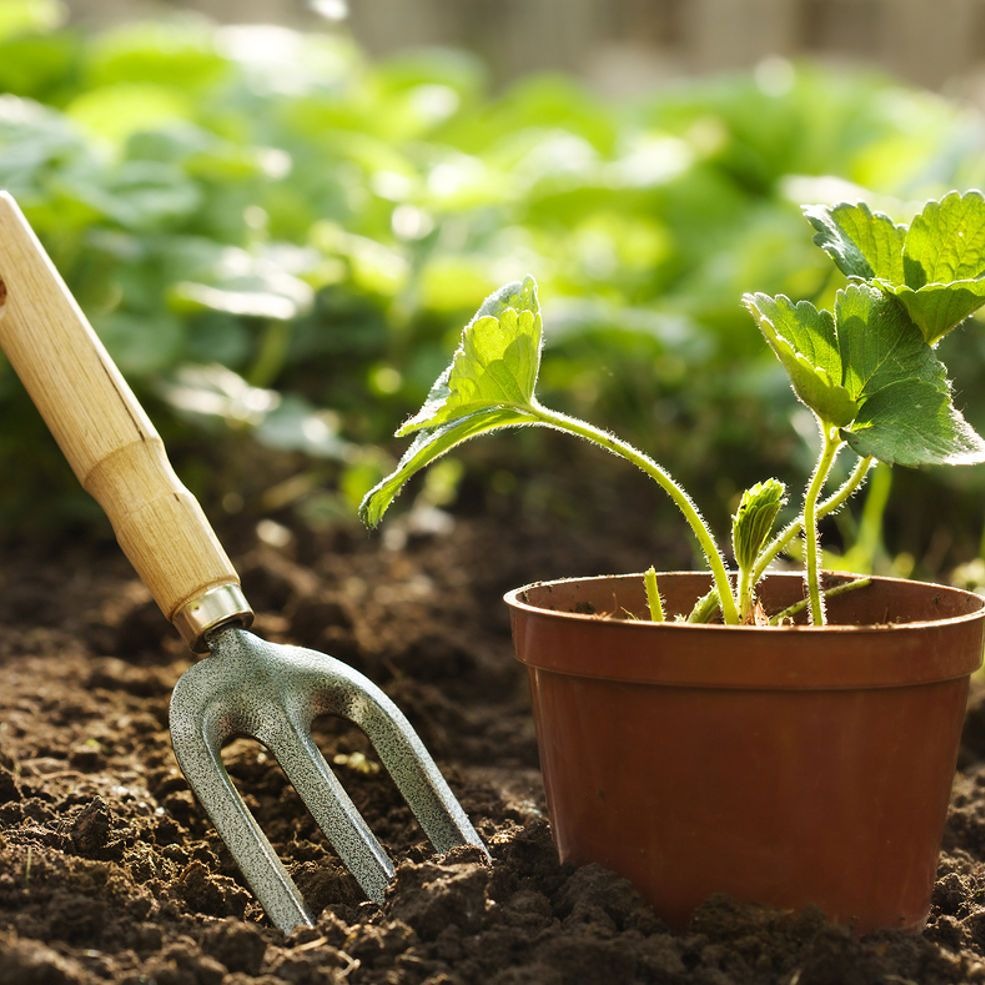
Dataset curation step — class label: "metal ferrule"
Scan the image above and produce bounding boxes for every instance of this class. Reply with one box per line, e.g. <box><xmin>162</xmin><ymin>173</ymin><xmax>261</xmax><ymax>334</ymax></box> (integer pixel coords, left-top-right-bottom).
<box><xmin>172</xmin><ymin>583</ymin><xmax>254</xmax><ymax>653</ymax></box>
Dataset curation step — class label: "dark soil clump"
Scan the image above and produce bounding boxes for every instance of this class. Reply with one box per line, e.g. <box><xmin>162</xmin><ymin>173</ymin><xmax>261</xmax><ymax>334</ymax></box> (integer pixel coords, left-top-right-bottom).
<box><xmin>3</xmin><ymin>512</ymin><xmax>985</xmax><ymax>983</ymax></box>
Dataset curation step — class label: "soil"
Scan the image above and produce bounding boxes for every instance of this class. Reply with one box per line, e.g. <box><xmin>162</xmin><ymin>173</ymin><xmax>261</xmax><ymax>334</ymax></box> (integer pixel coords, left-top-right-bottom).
<box><xmin>4</xmin><ymin>508</ymin><xmax>985</xmax><ymax>984</ymax></box>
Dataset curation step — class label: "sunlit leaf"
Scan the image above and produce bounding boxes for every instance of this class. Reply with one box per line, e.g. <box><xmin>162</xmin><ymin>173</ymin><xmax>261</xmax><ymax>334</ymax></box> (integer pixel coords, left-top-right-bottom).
<box><xmin>844</xmin><ymin>379</ymin><xmax>985</xmax><ymax>466</ymax></box>
<box><xmin>834</xmin><ymin>284</ymin><xmax>945</xmax><ymax>400</ymax></box>
<box><xmin>398</xmin><ymin>277</ymin><xmax>541</xmax><ymax>435</ymax></box>
<box><xmin>749</xmin><ymin>282</ymin><xmax>985</xmax><ymax>466</ymax></box>
<box><xmin>807</xmin><ymin>193</ymin><xmax>985</xmax><ymax>343</ymax></box>
<box><xmin>359</xmin><ymin>408</ymin><xmax>534</xmax><ymax>527</ymax></box>
<box><xmin>804</xmin><ymin>201</ymin><xmax>905</xmax><ymax>281</ymax></box>
<box><xmin>879</xmin><ymin>279</ymin><xmax>985</xmax><ymax>347</ymax></box>
<box><xmin>743</xmin><ymin>293</ymin><xmax>857</xmax><ymax>426</ymax></box>
<box><xmin>360</xmin><ymin>277</ymin><xmax>543</xmax><ymax>525</ymax></box>
<box><xmin>903</xmin><ymin>191</ymin><xmax>985</xmax><ymax>286</ymax></box>
<box><xmin>835</xmin><ymin>284</ymin><xmax>985</xmax><ymax>464</ymax></box>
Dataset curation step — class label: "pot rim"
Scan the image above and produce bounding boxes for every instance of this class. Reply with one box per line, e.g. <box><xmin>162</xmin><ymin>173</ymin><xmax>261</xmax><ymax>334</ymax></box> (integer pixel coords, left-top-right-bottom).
<box><xmin>504</xmin><ymin>572</ymin><xmax>985</xmax><ymax>688</ymax></box>
<box><xmin>504</xmin><ymin>570</ymin><xmax>985</xmax><ymax>634</ymax></box>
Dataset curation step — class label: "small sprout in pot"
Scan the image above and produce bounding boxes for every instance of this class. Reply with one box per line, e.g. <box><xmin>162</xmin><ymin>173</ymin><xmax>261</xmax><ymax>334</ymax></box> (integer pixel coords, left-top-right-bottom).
<box><xmin>361</xmin><ymin>191</ymin><xmax>985</xmax><ymax>627</ymax></box>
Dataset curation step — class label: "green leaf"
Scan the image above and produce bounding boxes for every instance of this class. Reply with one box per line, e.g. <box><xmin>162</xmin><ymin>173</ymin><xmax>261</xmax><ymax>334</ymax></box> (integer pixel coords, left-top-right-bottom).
<box><xmin>743</xmin><ymin>293</ymin><xmax>857</xmax><ymax>426</ymax></box>
<box><xmin>834</xmin><ymin>284</ymin><xmax>946</xmax><ymax>400</ymax></box>
<box><xmin>804</xmin><ymin>202</ymin><xmax>905</xmax><ymax>282</ymax></box>
<box><xmin>880</xmin><ymin>191</ymin><xmax>985</xmax><ymax>343</ymax></box>
<box><xmin>807</xmin><ymin>193</ymin><xmax>985</xmax><ymax>344</ymax></box>
<box><xmin>902</xmin><ymin>190</ymin><xmax>985</xmax><ymax>287</ymax></box>
<box><xmin>843</xmin><ymin>379</ymin><xmax>985</xmax><ymax>466</ymax></box>
<box><xmin>832</xmin><ymin>283</ymin><xmax>985</xmax><ymax>466</ymax></box>
<box><xmin>398</xmin><ymin>276</ymin><xmax>542</xmax><ymax>435</ymax></box>
<box><xmin>359</xmin><ymin>408</ymin><xmax>534</xmax><ymax>526</ymax></box>
<box><xmin>731</xmin><ymin>478</ymin><xmax>787</xmax><ymax>572</ymax></box>
<box><xmin>361</xmin><ymin>276</ymin><xmax>545</xmax><ymax>526</ymax></box>
<box><xmin>877</xmin><ymin>279</ymin><xmax>985</xmax><ymax>346</ymax></box>
<box><xmin>748</xmin><ymin>281</ymin><xmax>985</xmax><ymax>467</ymax></box>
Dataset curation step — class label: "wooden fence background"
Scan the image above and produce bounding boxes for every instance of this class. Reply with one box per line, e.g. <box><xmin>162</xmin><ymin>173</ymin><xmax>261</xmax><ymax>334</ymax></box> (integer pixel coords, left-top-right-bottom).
<box><xmin>65</xmin><ymin>0</ymin><xmax>985</xmax><ymax>92</ymax></box>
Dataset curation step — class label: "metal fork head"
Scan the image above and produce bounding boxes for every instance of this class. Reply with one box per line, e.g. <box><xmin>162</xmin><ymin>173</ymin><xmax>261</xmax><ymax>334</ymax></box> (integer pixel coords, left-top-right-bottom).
<box><xmin>168</xmin><ymin>626</ymin><xmax>487</xmax><ymax>933</ymax></box>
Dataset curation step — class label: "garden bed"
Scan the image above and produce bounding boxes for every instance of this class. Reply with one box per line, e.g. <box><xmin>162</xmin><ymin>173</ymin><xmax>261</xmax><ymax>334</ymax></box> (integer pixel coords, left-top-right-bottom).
<box><xmin>3</xmin><ymin>512</ymin><xmax>985</xmax><ymax>984</ymax></box>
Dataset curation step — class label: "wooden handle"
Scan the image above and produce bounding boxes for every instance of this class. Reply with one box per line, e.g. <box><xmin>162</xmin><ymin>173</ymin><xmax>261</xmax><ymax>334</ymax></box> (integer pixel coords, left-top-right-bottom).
<box><xmin>0</xmin><ymin>192</ymin><xmax>251</xmax><ymax>644</ymax></box>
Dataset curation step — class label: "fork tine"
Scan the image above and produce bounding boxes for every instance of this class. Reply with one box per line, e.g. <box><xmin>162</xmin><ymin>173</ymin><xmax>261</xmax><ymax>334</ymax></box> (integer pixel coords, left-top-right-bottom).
<box><xmin>169</xmin><ymin>675</ymin><xmax>314</xmax><ymax>933</ymax></box>
<box><xmin>294</xmin><ymin>652</ymin><xmax>489</xmax><ymax>860</ymax></box>
<box><xmin>265</xmin><ymin>720</ymin><xmax>395</xmax><ymax>903</ymax></box>
<box><xmin>345</xmin><ymin>683</ymin><xmax>487</xmax><ymax>856</ymax></box>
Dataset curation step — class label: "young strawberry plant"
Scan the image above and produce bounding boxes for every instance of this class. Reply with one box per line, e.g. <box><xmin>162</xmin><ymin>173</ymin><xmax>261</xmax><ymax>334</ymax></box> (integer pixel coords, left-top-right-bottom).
<box><xmin>362</xmin><ymin>191</ymin><xmax>985</xmax><ymax>626</ymax></box>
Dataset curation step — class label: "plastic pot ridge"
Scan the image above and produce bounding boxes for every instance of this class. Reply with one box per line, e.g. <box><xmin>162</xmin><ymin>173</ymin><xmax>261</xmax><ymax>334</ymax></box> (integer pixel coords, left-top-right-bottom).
<box><xmin>504</xmin><ymin>571</ymin><xmax>985</xmax><ymax>933</ymax></box>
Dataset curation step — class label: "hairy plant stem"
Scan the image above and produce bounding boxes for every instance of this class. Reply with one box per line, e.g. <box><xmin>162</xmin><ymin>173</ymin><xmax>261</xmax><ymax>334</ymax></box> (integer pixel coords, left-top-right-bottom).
<box><xmin>768</xmin><ymin>577</ymin><xmax>872</xmax><ymax>625</ymax></box>
<box><xmin>803</xmin><ymin>425</ymin><xmax>844</xmax><ymax>625</ymax></box>
<box><xmin>644</xmin><ymin>566</ymin><xmax>665</xmax><ymax>622</ymax></box>
<box><xmin>528</xmin><ymin>402</ymin><xmax>740</xmax><ymax>625</ymax></box>
<box><xmin>737</xmin><ymin>565</ymin><xmax>754</xmax><ymax>622</ymax></box>
<box><xmin>753</xmin><ymin>456</ymin><xmax>872</xmax><ymax>587</ymax></box>
<box><xmin>687</xmin><ymin>455</ymin><xmax>874</xmax><ymax>623</ymax></box>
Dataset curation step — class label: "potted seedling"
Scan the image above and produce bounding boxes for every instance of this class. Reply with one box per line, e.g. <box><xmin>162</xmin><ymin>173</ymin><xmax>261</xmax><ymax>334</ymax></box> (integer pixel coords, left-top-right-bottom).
<box><xmin>361</xmin><ymin>191</ymin><xmax>985</xmax><ymax>933</ymax></box>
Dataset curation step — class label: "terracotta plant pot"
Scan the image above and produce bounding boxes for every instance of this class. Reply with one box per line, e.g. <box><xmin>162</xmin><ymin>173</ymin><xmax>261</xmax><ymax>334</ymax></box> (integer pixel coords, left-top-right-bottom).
<box><xmin>504</xmin><ymin>571</ymin><xmax>985</xmax><ymax>933</ymax></box>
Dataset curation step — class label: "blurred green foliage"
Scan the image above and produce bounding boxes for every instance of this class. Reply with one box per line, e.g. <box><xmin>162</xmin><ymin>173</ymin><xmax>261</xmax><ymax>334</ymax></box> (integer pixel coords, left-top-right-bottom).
<box><xmin>2</xmin><ymin>5</ymin><xmax>985</xmax><ymax>567</ymax></box>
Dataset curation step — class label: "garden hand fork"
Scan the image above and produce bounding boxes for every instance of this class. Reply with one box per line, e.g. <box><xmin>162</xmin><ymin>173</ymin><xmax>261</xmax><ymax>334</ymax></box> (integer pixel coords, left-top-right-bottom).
<box><xmin>0</xmin><ymin>192</ymin><xmax>487</xmax><ymax>933</ymax></box>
